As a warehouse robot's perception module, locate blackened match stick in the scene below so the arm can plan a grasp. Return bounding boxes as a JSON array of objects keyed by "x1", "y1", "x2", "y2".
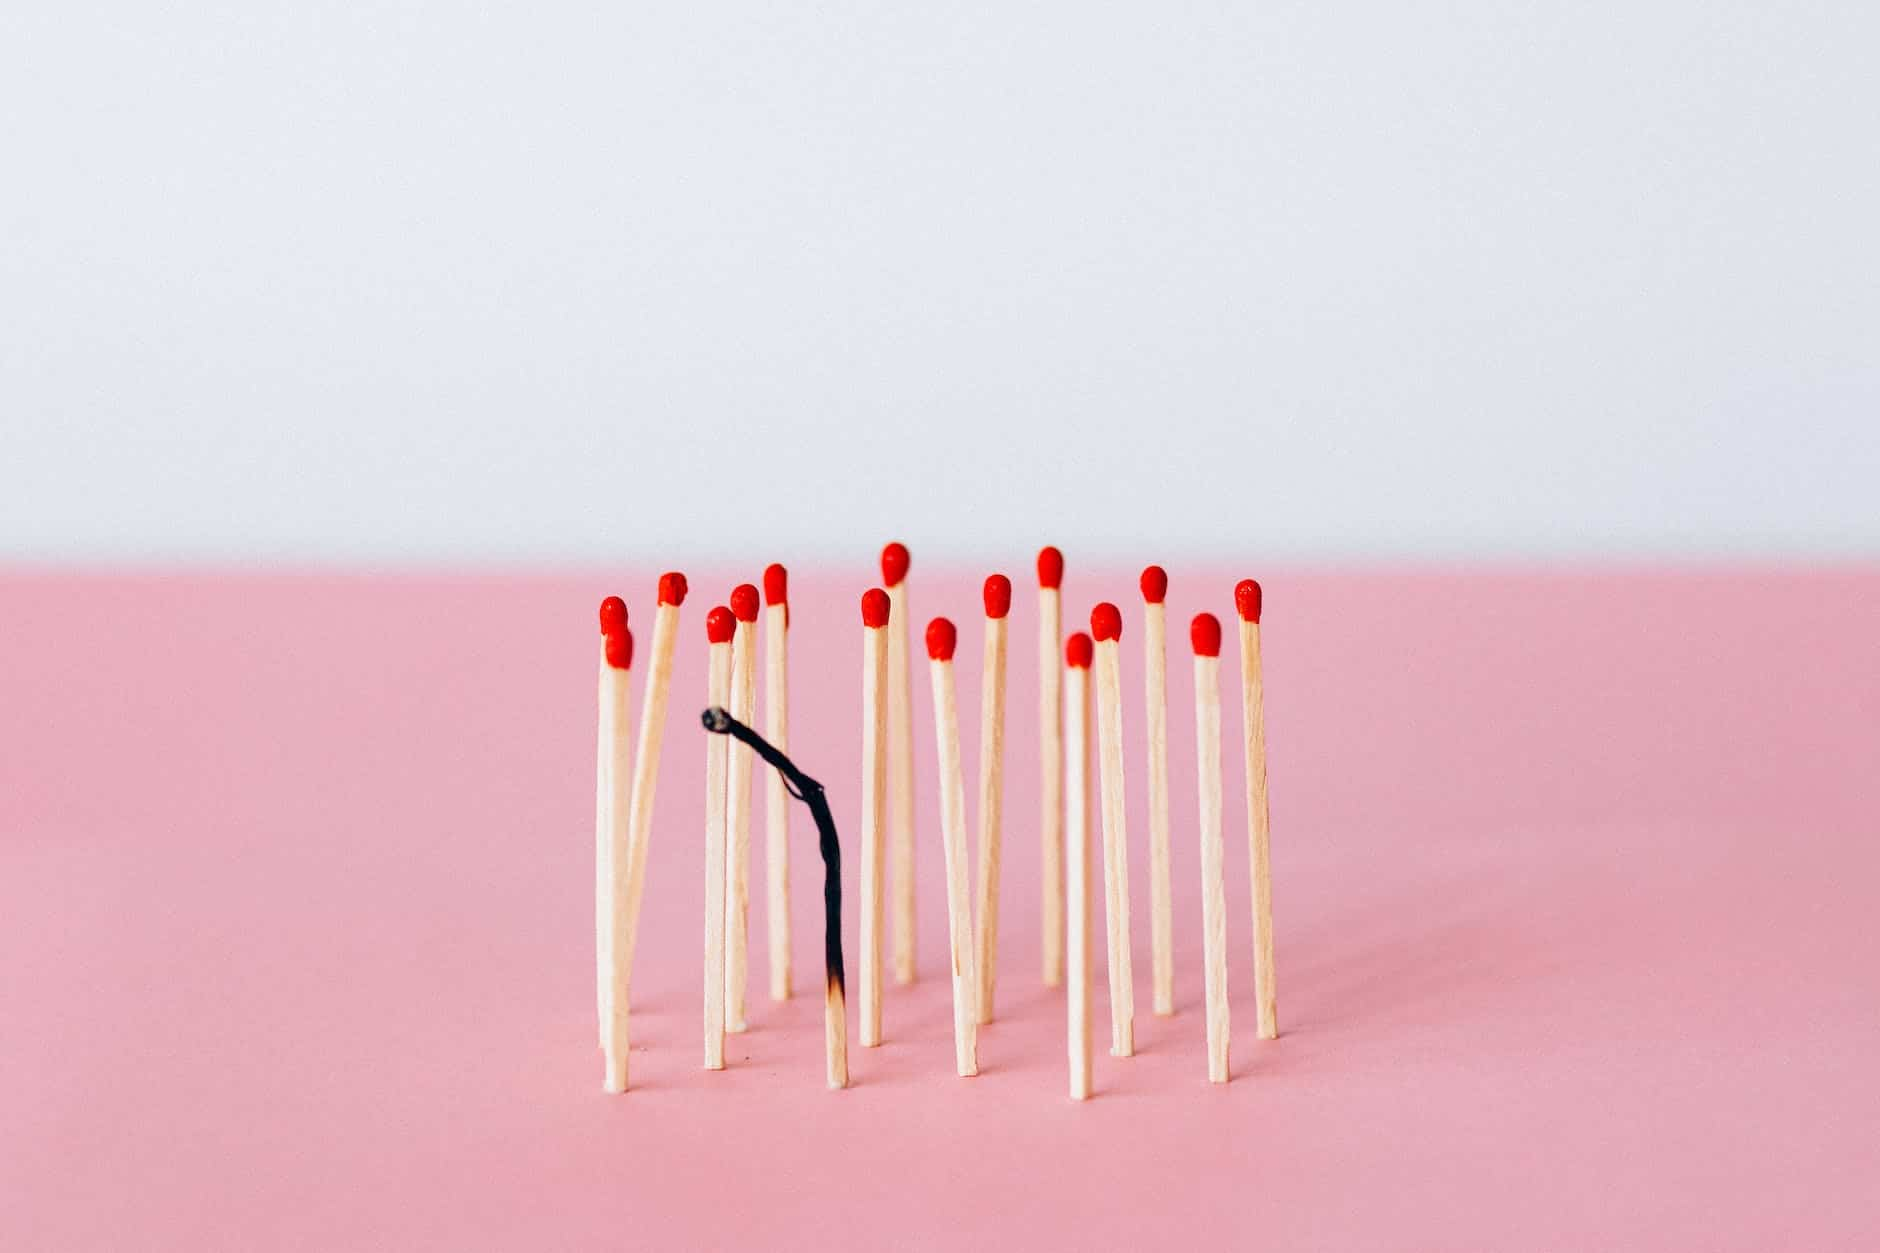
[
  {"x1": 701, "y1": 705, "x2": 848, "y2": 1089},
  {"x1": 1235, "y1": 579, "x2": 1277, "y2": 1040}
]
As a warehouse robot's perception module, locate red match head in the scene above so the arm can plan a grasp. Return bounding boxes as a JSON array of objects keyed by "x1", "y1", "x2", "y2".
[
  {"x1": 730, "y1": 583, "x2": 760, "y2": 623},
  {"x1": 1234, "y1": 579, "x2": 1263, "y2": 624},
  {"x1": 763, "y1": 563, "x2": 787, "y2": 606},
  {"x1": 605, "y1": 626, "x2": 634, "y2": 670},
  {"x1": 1139, "y1": 565, "x2": 1168, "y2": 604},
  {"x1": 925, "y1": 617, "x2": 957, "y2": 662},
  {"x1": 658, "y1": 572, "x2": 689, "y2": 607},
  {"x1": 880, "y1": 542, "x2": 910, "y2": 588},
  {"x1": 1036, "y1": 546, "x2": 1064, "y2": 590},
  {"x1": 861, "y1": 588, "x2": 890, "y2": 629},
  {"x1": 1065, "y1": 632, "x2": 1093, "y2": 669},
  {"x1": 1090, "y1": 602, "x2": 1122, "y2": 643},
  {"x1": 1190, "y1": 612, "x2": 1222, "y2": 657},
  {"x1": 983, "y1": 574, "x2": 1012, "y2": 619},
  {"x1": 598, "y1": 596, "x2": 627, "y2": 635},
  {"x1": 705, "y1": 606, "x2": 736, "y2": 644}
]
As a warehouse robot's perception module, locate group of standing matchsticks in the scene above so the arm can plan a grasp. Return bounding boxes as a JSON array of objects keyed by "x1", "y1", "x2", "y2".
[{"x1": 590, "y1": 547, "x2": 1276, "y2": 1100}]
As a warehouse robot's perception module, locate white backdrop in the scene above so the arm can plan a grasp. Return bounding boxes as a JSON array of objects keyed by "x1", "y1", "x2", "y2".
[{"x1": 3, "y1": 2, "x2": 1875, "y2": 564}]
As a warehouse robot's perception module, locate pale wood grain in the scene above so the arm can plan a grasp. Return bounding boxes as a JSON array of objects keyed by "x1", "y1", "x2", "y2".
[
  {"x1": 1095, "y1": 639, "x2": 1135, "y2": 1058},
  {"x1": 973, "y1": 613, "x2": 1008, "y2": 1024},
  {"x1": 764, "y1": 601, "x2": 791, "y2": 1002},
  {"x1": 929, "y1": 655, "x2": 980, "y2": 1076},
  {"x1": 1065, "y1": 658, "x2": 1092, "y2": 1100},
  {"x1": 1238, "y1": 618, "x2": 1277, "y2": 1040},
  {"x1": 1195, "y1": 653, "x2": 1230, "y2": 1082}
]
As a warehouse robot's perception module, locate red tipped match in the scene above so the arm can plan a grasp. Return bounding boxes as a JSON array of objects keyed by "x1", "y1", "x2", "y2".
[
  {"x1": 1190, "y1": 613, "x2": 1222, "y2": 657},
  {"x1": 1235, "y1": 579, "x2": 1263, "y2": 624},
  {"x1": 1065, "y1": 633, "x2": 1094, "y2": 669},
  {"x1": 1036, "y1": 546, "x2": 1064, "y2": 590},
  {"x1": 706, "y1": 606, "x2": 736, "y2": 644},
  {"x1": 730, "y1": 583, "x2": 760, "y2": 623},
  {"x1": 598, "y1": 596, "x2": 627, "y2": 634},
  {"x1": 605, "y1": 626, "x2": 634, "y2": 670},
  {"x1": 982, "y1": 574, "x2": 1012, "y2": 619},
  {"x1": 880, "y1": 542, "x2": 910, "y2": 588},
  {"x1": 1090, "y1": 602, "x2": 1122, "y2": 643},
  {"x1": 763, "y1": 563, "x2": 787, "y2": 606},
  {"x1": 925, "y1": 617, "x2": 957, "y2": 662},
  {"x1": 658, "y1": 572, "x2": 689, "y2": 607},
  {"x1": 861, "y1": 588, "x2": 890, "y2": 629},
  {"x1": 1139, "y1": 565, "x2": 1168, "y2": 604}
]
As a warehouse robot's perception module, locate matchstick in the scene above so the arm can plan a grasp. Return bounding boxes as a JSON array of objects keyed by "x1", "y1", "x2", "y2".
[
  {"x1": 1064, "y1": 631, "x2": 1094, "y2": 1100},
  {"x1": 1037, "y1": 546, "x2": 1064, "y2": 987},
  {"x1": 925, "y1": 617, "x2": 979, "y2": 1076},
  {"x1": 1192, "y1": 613, "x2": 1230, "y2": 1082},
  {"x1": 1090, "y1": 603, "x2": 1135, "y2": 1058},
  {"x1": 883, "y1": 542, "x2": 916, "y2": 984},
  {"x1": 608, "y1": 572, "x2": 686, "y2": 1093},
  {"x1": 973, "y1": 574, "x2": 1011, "y2": 1024},
  {"x1": 859, "y1": 588, "x2": 890, "y2": 1046},
  {"x1": 703, "y1": 605, "x2": 735, "y2": 1069},
  {"x1": 763, "y1": 563, "x2": 791, "y2": 1002},
  {"x1": 1140, "y1": 566, "x2": 1173, "y2": 1017},
  {"x1": 724, "y1": 584, "x2": 760, "y2": 1033},
  {"x1": 597, "y1": 600, "x2": 633, "y2": 1063},
  {"x1": 1236, "y1": 579, "x2": 1277, "y2": 1040}
]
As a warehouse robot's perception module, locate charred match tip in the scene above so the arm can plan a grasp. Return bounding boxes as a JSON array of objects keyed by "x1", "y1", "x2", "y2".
[
  {"x1": 658, "y1": 572, "x2": 689, "y2": 607},
  {"x1": 701, "y1": 706, "x2": 732, "y2": 733},
  {"x1": 1065, "y1": 632, "x2": 1094, "y2": 669},
  {"x1": 880, "y1": 542, "x2": 910, "y2": 587},
  {"x1": 925, "y1": 617, "x2": 957, "y2": 662},
  {"x1": 1090, "y1": 602, "x2": 1122, "y2": 643},
  {"x1": 706, "y1": 606, "x2": 736, "y2": 644},
  {"x1": 1190, "y1": 613, "x2": 1222, "y2": 657},
  {"x1": 1139, "y1": 565, "x2": 1168, "y2": 604},
  {"x1": 1036, "y1": 546, "x2": 1064, "y2": 589},
  {"x1": 763, "y1": 563, "x2": 787, "y2": 606},
  {"x1": 983, "y1": 574, "x2": 1012, "y2": 619},
  {"x1": 861, "y1": 587, "x2": 890, "y2": 628},
  {"x1": 605, "y1": 625, "x2": 635, "y2": 669},
  {"x1": 598, "y1": 595, "x2": 627, "y2": 634},
  {"x1": 730, "y1": 583, "x2": 760, "y2": 623},
  {"x1": 1234, "y1": 579, "x2": 1263, "y2": 624}
]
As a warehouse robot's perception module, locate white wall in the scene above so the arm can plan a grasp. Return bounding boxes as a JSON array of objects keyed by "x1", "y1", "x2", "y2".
[{"x1": 3, "y1": 2, "x2": 1875, "y2": 564}]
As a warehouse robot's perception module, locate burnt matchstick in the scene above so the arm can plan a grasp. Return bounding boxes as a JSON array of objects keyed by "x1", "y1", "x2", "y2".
[
  {"x1": 1140, "y1": 565, "x2": 1173, "y2": 1018},
  {"x1": 1235, "y1": 579, "x2": 1277, "y2": 1040},
  {"x1": 701, "y1": 706, "x2": 848, "y2": 1089},
  {"x1": 1036, "y1": 546, "x2": 1065, "y2": 988}
]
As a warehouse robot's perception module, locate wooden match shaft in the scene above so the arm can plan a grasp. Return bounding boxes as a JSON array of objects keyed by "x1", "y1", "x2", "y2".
[
  {"x1": 973, "y1": 601, "x2": 1008, "y2": 1024},
  {"x1": 860, "y1": 612, "x2": 888, "y2": 1046},
  {"x1": 616, "y1": 596, "x2": 681, "y2": 991},
  {"x1": 764, "y1": 598, "x2": 791, "y2": 1002},
  {"x1": 1144, "y1": 598, "x2": 1173, "y2": 1017},
  {"x1": 888, "y1": 580, "x2": 916, "y2": 984},
  {"x1": 826, "y1": 975, "x2": 849, "y2": 1089},
  {"x1": 596, "y1": 642, "x2": 621, "y2": 1046},
  {"x1": 1238, "y1": 613, "x2": 1277, "y2": 1040},
  {"x1": 599, "y1": 651, "x2": 633, "y2": 1087},
  {"x1": 927, "y1": 643, "x2": 980, "y2": 1075},
  {"x1": 1093, "y1": 633, "x2": 1135, "y2": 1057},
  {"x1": 1195, "y1": 648, "x2": 1230, "y2": 1082},
  {"x1": 703, "y1": 635, "x2": 731, "y2": 1070},
  {"x1": 1064, "y1": 642, "x2": 1093, "y2": 1100},
  {"x1": 725, "y1": 609, "x2": 757, "y2": 1033},
  {"x1": 1039, "y1": 583, "x2": 1064, "y2": 987}
]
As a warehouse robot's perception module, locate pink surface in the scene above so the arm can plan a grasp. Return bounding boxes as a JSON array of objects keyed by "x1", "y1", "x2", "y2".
[{"x1": 3, "y1": 567, "x2": 1877, "y2": 1250}]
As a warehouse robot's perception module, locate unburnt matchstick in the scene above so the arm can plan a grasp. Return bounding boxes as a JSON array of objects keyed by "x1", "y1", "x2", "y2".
[
  {"x1": 882, "y1": 542, "x2": 917, "y2": 985},
  {"x1": 1063, "y1": 631, "x2": 1094, "y2": 1100},
  {"x1": 1090, "y1": 602, "x2": 1135, "y2": 1058},
  {"x1": 597, "y1": 599, "x2": 633, "y2": 1085},
  {"x1": 1036, "y1": 546, "x2": 1065, "y2": 987},
  {"x1": 1236, "y1": 578, "x2": 1277, "y2": 1040},
  {"x1": 974, "y1": 573, "x2": 1011, "y2": 1024},
  {"x1": 926, "y1": 616, "x2": 979, "y2": 1076},
  {"x1": 725, "y1": 583, "x2": 761, "y2": 1033},
  {"x1": 1140, "y1": 565, "x2": 1173, "y2": 1018},
  {"x1": 701, "y1": 706, "x2": 848, "y2": 1089},
  {"x1": 763, "y1": 564, "x2": 791, "y2": 1003},
  {"x1": 859, "y1": 588, "x2": 890, "y2": 1047},
  {"x1": 1191, "y1": 612, "x2": 1230, "y2": 1083},
  {"x1": 702, "y1": 605, "x2": 735, "y2": 1070}
]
